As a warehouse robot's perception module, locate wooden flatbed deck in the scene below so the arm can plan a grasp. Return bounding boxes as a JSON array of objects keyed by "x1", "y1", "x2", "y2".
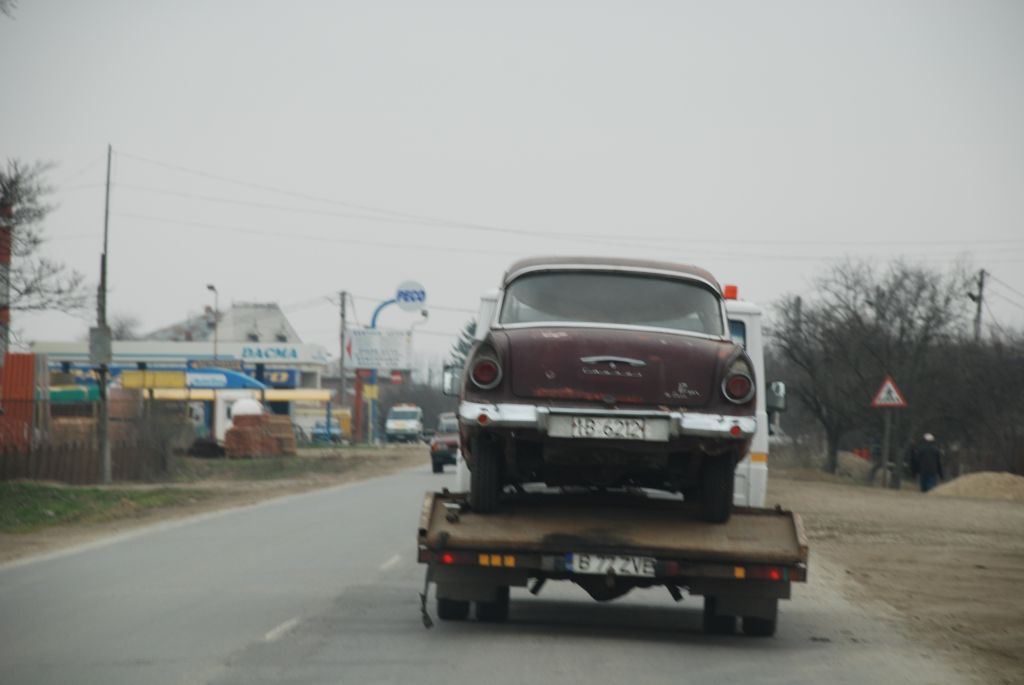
[{"x1": 419, "y1": 491, "x2": 808, "y2": 567}]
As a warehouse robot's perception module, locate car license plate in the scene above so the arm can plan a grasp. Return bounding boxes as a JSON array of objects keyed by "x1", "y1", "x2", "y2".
[
  {"x1": 548, "y1": 415, "x2": 669, "y2": 441},
  {"x1": 568, "y1": 553, "x2": 657, "y2": 577}
]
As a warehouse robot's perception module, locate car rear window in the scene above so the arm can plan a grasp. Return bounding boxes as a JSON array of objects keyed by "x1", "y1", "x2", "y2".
[
  {"x1": 499, "y1": 271, "x2": 725, "y2": 336},
  {"x1": 389, "y1": 410, "x2": 420, "y2": 420}
]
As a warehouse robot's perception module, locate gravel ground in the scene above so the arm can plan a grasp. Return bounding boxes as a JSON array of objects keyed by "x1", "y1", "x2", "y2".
[{"x1": 768, "y1": 468, "x2": 1024, "y2": 685}]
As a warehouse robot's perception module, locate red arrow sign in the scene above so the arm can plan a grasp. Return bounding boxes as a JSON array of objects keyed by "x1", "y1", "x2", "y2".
[{"x1": 871, "y1": 375, "x2": 908, "y2": 408}]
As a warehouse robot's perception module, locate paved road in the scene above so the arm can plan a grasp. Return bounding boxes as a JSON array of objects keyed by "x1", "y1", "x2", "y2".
[{"x1": 1, "y1": 465, "x2": 969, "y2": 685}]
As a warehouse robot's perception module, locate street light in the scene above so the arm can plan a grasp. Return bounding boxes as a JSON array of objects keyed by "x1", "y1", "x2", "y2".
[{"x1": 206, "y1": 284, "x2": 219, "y2": 360}]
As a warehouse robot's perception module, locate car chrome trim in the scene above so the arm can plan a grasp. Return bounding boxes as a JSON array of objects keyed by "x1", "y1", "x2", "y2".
[
  {"x1": 580, "y1": 355, "x2": 647, "y2": 367},
  {"x1": 495, "y1": 321, "x2": 730, "y2": 342},
  {"x1": 458, "y1": 401, "x2": 756, "y2": 439}
]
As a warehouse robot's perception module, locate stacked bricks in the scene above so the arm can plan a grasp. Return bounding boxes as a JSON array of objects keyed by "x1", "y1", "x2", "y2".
[{"x1": 224, "y1": 414, "x2": 296, "y2": 458}]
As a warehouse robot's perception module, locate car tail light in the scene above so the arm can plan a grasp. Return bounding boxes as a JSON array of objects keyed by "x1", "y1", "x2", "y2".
[
  {"x1": 722, "y1": 358, "x2": 755, "y2": 404},
  {"x1": 470, "y1": 356, "x2": 502, "y2": 389}
]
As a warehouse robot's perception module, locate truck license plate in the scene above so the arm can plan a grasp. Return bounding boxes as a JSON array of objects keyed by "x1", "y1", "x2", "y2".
[
  {"x1": 568, "y1": 553, "x2": 657, "y2": 577},
  {"x1": 548, "y1": 416, "x2": 669, "y2": 441}
]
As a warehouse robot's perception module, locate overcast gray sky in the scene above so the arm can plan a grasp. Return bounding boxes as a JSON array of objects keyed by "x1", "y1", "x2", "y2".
[{"x1": 3, "y1": 0, "x2": 1023, "y2": 362}]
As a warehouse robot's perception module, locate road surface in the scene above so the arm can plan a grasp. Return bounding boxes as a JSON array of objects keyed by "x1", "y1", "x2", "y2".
[{"x1": 0, "y1": 465, "x2": 970, "y2": 685}]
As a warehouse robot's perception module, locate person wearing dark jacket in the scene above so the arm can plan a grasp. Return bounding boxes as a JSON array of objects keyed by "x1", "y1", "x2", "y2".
[{"x1": 910, "y1": 433, "x2": 944, "y2": 492}]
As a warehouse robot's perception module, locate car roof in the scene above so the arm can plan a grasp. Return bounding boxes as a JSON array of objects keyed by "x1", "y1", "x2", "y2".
[{"x1": 502, "y1": 256, "x2": 722, "y2": 292}]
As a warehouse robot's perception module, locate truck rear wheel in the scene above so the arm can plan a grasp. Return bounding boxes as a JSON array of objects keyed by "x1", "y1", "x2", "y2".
[
  {"x1": 742, "y1": 601, "x2": 778, "y2": 637},
  {"x1": 475, "y1": 586, "x2": 510, "y2": 622},
  {"x1": 700, "y1": 457, "x2": 735, "y2": 523},
  {"x1": 437, "y1": 597, "x2": 470, "y2": 621},
  {"x1": 702, "y1": 596, "x2": 735, "y2": 635},
  {"x1": 469, "y1": 435, "x2": 502, "y2": 513}
]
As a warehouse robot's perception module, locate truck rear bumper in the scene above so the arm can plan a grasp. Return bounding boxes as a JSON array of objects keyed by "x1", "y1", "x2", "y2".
[{"x1": 458, "y1": 401, "x2": 756, "y2": 440}]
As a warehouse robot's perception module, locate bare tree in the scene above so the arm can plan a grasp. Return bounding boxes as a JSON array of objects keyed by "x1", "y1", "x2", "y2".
[
  {"x1": 1, "y1": 160, "x2": 89, "y2": 355},
  {"x1": 0, "y1": 1, "x2": 16, "y2": 19},
  {"x1": 110, "y1": 314, "x2": 142, "y2": 340},
  {"x1": 771, "y1": 260, "x2": 971, "y2": 480},
  {"x1": 448, "y1": 318, "x2": 477, "y2": 367}
]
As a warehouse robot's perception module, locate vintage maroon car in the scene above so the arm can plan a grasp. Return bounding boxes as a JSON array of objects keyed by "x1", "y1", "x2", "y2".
[
  {"x1": 429, "y1": 411, "x2": 460, "y2": 474},
  {"x1": 455, "y1": 257, "x2": 756, "y2": 522}
]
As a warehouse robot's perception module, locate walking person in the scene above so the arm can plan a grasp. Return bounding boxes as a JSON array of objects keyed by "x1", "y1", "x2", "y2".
[{"x1": 910, "y1": 433, "x2": 944, "y2": 493}]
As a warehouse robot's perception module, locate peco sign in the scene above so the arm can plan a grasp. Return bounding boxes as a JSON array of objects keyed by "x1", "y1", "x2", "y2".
[{"x1": 395, "y1": 280, "x2": 426, "y2": 312}]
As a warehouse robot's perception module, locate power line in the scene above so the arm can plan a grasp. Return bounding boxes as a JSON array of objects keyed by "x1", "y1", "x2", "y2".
[
  {"x1": 987, "y1": 272, "x2": 1024, "y2": 300},
  {"x1": 983, "y1": 299, "x2": 1016, "y2": 339},
  {"x1": 108, "y1": 211, "x2": 1024, "y2": 265},
  {"x1": 112, "y1": 212, "x2": 530, "y2": 258},
  {"x1": 114, "y1": 151, "x2": 1024, "y2": 250},
  {"x1": 347, "y1": 293, "x2": 475, "y2": 314},
  {"x1": 989, "y1": 290, "x2": 1024, "y2": 313},
  {"x1": 56, "y1": 156, "x2": 105, "y2": 187}
]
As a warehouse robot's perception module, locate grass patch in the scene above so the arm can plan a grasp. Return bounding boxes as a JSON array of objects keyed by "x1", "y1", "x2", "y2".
[
  {"x1": 0, "y1": 482, "x2": 213, "y2": 534},
  {"x1": 172, "y1": 455, "x2": 360, "y2": 482}
]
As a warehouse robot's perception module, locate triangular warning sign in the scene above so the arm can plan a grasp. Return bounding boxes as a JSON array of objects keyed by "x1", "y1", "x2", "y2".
[{"x1": 871, "y1": 375, "x2": 908, "y2": 408}]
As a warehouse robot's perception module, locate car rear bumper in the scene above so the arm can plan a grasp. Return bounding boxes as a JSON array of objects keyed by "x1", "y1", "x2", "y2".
[
  {"x1": 458, "y1": 401, "x2": 755, "y2": 440},
  {"x1": 431, "y1": 450, "x2": 458, "y2": 465}
]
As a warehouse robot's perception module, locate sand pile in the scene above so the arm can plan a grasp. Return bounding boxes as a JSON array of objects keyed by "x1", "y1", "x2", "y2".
[{"x1": 929, "y1": 471, "x2": 1024, "y2": 501}]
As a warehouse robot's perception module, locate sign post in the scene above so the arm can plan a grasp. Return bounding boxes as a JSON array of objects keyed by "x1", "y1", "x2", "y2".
[
  {"x1": 358, "y1": 281, "x2": 427, "y2": 444},
  {"x1": 871, "y1": 375, "x2": 908, "y2": 488}
]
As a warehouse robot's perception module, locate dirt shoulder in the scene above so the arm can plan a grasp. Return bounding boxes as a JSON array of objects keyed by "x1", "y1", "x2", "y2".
[
  {"x1": 769, "y1": 468, "x2": 1024, "y2": 685},
  {"x1": 0, "y1": 445, "x2": 428, "y2": 565}
]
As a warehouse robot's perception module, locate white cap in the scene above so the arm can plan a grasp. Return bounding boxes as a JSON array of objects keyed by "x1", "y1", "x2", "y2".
[{"x1": 923, "y1": 433, "x2": 935, "y2": 442}]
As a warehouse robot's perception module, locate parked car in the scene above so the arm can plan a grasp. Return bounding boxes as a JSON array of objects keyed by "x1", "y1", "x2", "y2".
[
  {"x1": 450, "y1": 256, "x2": 757, "y2": 522},
  {"x1": 429, "y1": 412, "x2": 460, "y2": 473},
  {"x1": 311, "y1": 418, "x2": 344, "y2": 444}
]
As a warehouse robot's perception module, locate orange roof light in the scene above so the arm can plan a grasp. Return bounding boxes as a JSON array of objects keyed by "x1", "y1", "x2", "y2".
[{"x1": 724, "y1": 284, "x2": 739, "y2": 300}]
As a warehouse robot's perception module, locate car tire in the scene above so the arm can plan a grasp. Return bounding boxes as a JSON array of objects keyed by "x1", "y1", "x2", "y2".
[
  {"x1": 700, "y1": 456, "x2": 735, "y2": 523},
  {"x1": 436, "y1": 597, "x2": 470, "y2": 621},
  {"x1": 702, "y1": 596, "x2": 735, "y2": 635},
  {"x1": 469, "y1": 435, "x2": 502, "y2": 513},
  {"x1": 475, "y1": 586, "x2": 510, "y2": 622},
  {"x1": 432, "y1": 460, "x2": 443, "y2": 474}
]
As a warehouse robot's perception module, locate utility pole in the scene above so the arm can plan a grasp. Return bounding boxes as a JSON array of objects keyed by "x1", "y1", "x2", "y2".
[
  {"x1": 0, "y1": 202, "x2": 12, "y2": 366},
  {"x1": 971, "y1": 269, "x2": 986, "y2": 342},
  {"x1": 338, "y1": 290, "x2": 347, "y2": 408},
  {"x1": 95, "y1": 144, "x2": 113, "y2": 484}
]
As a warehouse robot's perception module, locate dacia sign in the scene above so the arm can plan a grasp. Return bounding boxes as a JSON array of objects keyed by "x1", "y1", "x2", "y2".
[
  {"x1": 396, "y1": 280, "x2": 426, "y2": 312},
  {"x1": 241, "y1": 346, "x2": 300, "y2": 360}
]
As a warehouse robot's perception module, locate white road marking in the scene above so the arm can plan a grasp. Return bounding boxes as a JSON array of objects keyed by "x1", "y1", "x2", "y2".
[
  {"x1": 264, "y1": 617, "x2": 301, "y2": 642},
  {"x1": 379, "y1": 553, "x2": 401, "y2": 571}
]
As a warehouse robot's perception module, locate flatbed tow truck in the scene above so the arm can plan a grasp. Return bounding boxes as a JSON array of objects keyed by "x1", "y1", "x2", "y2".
[{"x1": 417, "y1": 488, "x2": 809, "y2": 637}]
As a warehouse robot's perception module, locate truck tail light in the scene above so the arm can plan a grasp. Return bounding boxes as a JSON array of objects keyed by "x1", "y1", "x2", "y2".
[
  {"x1": 736, "y1": 565, "x2": 787, "y2": 581},
  {"x1": 470, "y1": 357, "x2": 502, "y2": 390}
]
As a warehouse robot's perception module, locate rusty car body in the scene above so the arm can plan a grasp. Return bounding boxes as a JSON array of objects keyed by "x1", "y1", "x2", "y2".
[{"x1": 456, "y1": 257, "x2": 757, "y2": 522}]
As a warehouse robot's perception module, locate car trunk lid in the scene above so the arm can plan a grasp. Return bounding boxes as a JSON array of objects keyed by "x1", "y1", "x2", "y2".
[{"x1": 503, "y1": 327, "x2": 729, "y2": 408}]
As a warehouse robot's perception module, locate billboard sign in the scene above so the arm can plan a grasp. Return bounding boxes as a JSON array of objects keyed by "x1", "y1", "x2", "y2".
[{"x1": 347, "y1": 330, "x2": 411, "y2": 370}]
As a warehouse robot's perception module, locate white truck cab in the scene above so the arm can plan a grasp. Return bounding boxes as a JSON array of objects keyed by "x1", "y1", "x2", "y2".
[
  {"x1": 386, "y1": 404, "x2": 425, "y2": 443},
  {"x1": 725, "y1": 299, "x2": 769, "y2": 507}
]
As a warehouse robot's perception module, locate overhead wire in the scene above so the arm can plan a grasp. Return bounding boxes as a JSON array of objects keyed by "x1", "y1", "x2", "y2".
[
  {"x1": 988, "y1": 290, "x2": 1024, "y2": 313},
  {"x1": 113, "y1": 151, "x2": 1024, "y2": 250},
  {"x1": 987, "y1": 272, "x2": 1024, "y2": 300},
  {"x1": 982, "y1": 299, "x2": 1016, "y2": 339}
]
